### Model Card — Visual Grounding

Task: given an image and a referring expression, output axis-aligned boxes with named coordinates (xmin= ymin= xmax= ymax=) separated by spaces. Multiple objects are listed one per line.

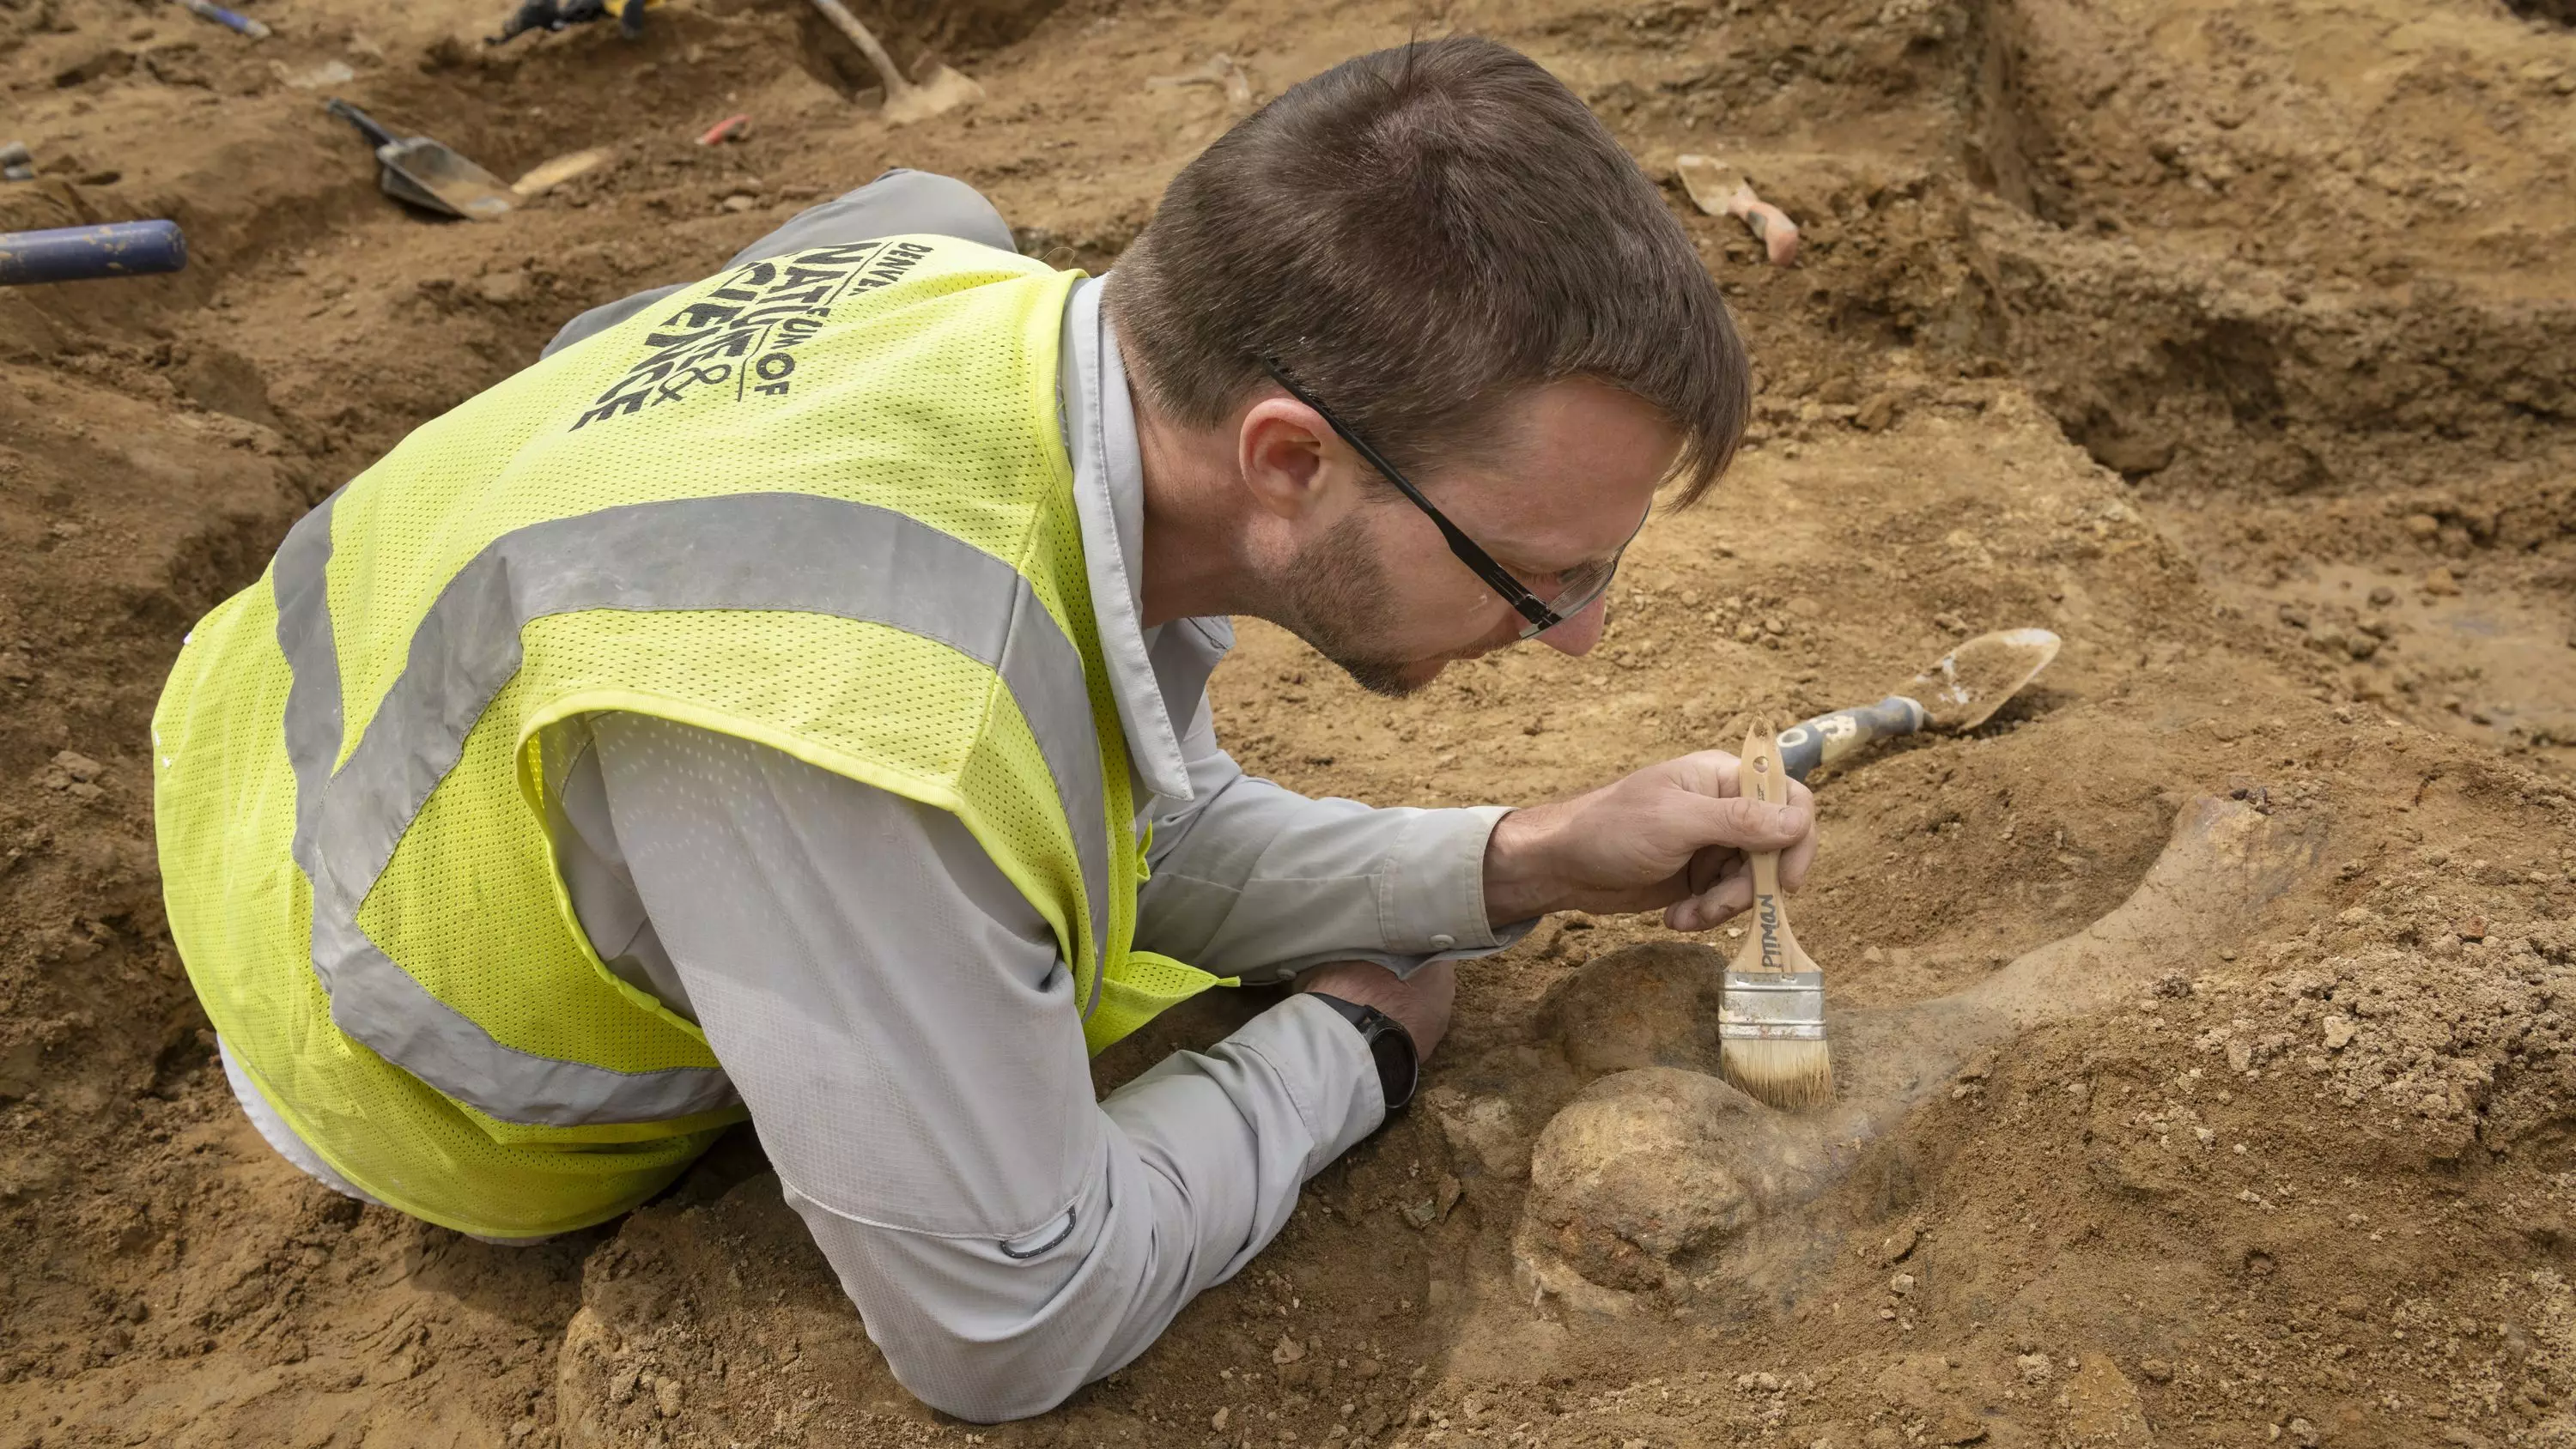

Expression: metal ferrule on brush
xmin=1718 ymin=969 xmax=1827 ymax=1040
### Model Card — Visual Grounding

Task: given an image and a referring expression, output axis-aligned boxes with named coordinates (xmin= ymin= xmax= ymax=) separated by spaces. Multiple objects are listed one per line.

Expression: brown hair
xmin=1104 ymin=37 xmax=1748 ymax=504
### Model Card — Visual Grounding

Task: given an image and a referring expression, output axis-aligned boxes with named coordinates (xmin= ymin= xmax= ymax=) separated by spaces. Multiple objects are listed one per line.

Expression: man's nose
xmin=1534 ymin=593 xmax=1609 ymax=657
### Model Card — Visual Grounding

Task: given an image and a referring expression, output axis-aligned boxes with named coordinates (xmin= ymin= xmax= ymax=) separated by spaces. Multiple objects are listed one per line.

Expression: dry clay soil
xmin=5 ymin=0 xmax=2576 ymax=1444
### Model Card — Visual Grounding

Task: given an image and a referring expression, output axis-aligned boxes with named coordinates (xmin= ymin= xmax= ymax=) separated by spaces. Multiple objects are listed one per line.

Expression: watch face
xmin=1370 ymin=1024 xmax=1419 ymax=1109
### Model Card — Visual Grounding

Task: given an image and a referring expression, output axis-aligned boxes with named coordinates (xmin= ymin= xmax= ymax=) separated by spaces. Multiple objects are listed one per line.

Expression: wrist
xmin=1479 ymin=803 xmax=1564 ymax=926
xmin=1306 ymin=992 xmax=1419 ymax=1112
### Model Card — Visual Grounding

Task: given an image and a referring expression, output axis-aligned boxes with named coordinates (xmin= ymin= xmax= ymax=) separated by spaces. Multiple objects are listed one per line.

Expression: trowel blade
xmin=1901 ymin=627 xmax=2061 ymax=731
xmin=378 ymin=139 xmax=514 ymax=221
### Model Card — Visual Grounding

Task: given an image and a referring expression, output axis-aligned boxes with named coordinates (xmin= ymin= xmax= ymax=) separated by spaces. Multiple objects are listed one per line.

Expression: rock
xmin=1856 ymin=392 xmax=1901 ymax=432
xmin=1534 ymin=942 xmax=1728 ymax=1078
xmin=2321 ymin=1015 xmax=2354 ymax=1050
xmin=475 ymin=270 xmax=529 ymax=305
xmin=2425 ymin=566 xmax=2461 ymax=596
xmin=606 ymin=1367 xmax=639 ymax=1404
xmin=1878 ymin=1224 xmax=1921 ymax=1265
xmin=2137 ymin=1357 xmax=2172 ymax=1383
xmin=52 ymin=750 xmax=101 ymax=782
xmin=1520 ymin=1067 xmax=1814 ymax=1294
xmin=1890 ymin=1272 xmax=1917 ymax=1295
xmin=721 ymin=192 xmax=759 ymax=212
xmin=2403 ymin=513 xmax=2440 ymax=539
xmin=1432 ymin=1092 xmax=1530 ymax=1179
xmin=2368 ymin=585 xmax=2397 ymax=606
xmin=652 ymin=1376 xmax=682 ymax=1418
xmin=1271 ymin=1334 xmax=1306 ymax=1365
xmin=2014 ymin=1353 xmax=2052 ymax=1385
xmin=1210 ymin=1407 xmax=1230 ymax=1431
xmin=2063 ymin=1354 xmax=2149 ymax=1445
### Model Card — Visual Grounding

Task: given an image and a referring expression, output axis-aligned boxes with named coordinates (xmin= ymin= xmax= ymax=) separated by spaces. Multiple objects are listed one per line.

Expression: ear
xmin=1236 ymin=396 xmax=1347 ymax=523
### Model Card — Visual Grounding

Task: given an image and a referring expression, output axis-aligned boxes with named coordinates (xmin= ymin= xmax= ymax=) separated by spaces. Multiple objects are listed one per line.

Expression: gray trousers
xmin=539 ymin=168 xmax=1018 ymax=361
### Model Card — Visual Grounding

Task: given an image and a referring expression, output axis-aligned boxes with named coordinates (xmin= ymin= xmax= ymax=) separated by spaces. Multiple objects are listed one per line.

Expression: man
xmin=152 ymin=38 xmax=1815 ymax=1421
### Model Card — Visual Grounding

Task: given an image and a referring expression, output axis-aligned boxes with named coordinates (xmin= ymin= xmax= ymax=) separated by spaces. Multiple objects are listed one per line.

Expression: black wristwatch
xmin=1307 ymin=993 xmax=1419 ymax=1112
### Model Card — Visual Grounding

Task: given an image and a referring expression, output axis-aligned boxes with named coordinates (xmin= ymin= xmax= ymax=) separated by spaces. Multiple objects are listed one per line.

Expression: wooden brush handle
xmin=1722 ymin=718 xmax=1812 ymax=979
xmin=1741 ymin=719 xmax=1787 ymax=906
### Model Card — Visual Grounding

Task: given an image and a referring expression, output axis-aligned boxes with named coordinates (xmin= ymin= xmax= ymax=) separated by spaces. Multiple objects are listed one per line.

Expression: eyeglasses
xmin=1261 ymin=357 xmax=1643 ymax=640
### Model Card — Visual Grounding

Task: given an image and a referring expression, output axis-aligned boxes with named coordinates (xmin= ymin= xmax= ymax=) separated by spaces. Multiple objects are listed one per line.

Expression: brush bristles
xmin=1719 ymin=1039 xmax=1837 ymax=1110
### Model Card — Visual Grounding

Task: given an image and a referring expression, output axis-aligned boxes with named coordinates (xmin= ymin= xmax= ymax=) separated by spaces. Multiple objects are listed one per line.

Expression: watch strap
xmin=1305 ymin=992 xmax=1419 ymax=1112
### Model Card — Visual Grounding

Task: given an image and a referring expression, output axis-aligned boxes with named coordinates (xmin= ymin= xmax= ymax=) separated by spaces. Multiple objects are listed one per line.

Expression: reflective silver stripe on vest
xmin=272 ymin=492 xmax=1113 ymax=1127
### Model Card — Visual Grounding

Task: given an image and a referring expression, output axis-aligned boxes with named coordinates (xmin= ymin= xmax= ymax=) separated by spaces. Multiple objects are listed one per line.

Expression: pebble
xmin=1890 ymin=1272 xmax=1916 ymax=1295
xmin=1212 ymin=1408 xmax=1230 ymax=1431
xmin=2138 ymin=1358 xmax=2173 ymax=1383
xmin=653 ymin=1376 xmax=683 ymax=1418
xmin=2321 ymin=1015 xmax=2354 ymax=1050
xmin=53 ymin=750 xmax=102 ymax=781
xmin=1877 ymin=1224 xmax=1920 ymax=1265
xmin=1272 ymin=1334 xmax=1307 ymax=1365
xmin=721 ymin=193 xmax=759 ymax=212
xmin=2424 ymin=566 xmax=2461 ymax=596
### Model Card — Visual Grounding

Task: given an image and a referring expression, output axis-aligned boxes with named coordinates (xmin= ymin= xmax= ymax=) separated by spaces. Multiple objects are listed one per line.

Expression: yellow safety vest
xmin=151 ymin=236 xmax=1228 ymax=1240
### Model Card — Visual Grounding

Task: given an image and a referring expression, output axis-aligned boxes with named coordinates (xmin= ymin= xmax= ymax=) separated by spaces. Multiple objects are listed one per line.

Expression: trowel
xmin=804 ymin=0 xmax=983 ymax=125
xmin=325 ymin=99 xmax=513 ymax=221
xmin=1777 ymin=627 xmax=2061 ymax=783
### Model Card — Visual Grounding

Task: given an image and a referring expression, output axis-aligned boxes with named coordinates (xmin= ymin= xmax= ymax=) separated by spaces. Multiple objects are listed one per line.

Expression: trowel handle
xmin=1777 ymin=695 xmax=1926 ymax=783
xmin=805 ymin=0 xmax=915 ymax=99
xmin=325 ymin=98 xmax=401 ymax=151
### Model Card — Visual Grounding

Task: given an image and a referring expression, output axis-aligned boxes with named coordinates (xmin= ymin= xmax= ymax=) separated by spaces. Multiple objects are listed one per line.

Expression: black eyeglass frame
xmin=1260 ymin=356 xmax=1636 ymax=640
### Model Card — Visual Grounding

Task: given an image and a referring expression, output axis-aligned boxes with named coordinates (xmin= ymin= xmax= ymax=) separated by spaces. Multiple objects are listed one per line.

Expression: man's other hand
xmin=1479 ymin=750 xmax=1817 ymax=931
xmin=1297 ymin=959 xmax=1455 ymax=1063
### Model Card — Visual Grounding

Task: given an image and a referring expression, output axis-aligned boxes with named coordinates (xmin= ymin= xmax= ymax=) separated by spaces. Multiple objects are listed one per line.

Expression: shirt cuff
xmin=1384 ymin=803 xmax=1517 ymax=954
xmin=1221 ymin=992 xmax=1388 ymax=1177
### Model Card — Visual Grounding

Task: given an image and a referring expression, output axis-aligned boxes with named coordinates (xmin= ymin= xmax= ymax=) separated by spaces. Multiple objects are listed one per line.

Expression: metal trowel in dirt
xmin=325 ymin=99 xmax=513 ymax=221
xmin=805 ymin=0 xmax=983 ymax=125
xmin=1777 ymin=627 xmax=2061 ymax=783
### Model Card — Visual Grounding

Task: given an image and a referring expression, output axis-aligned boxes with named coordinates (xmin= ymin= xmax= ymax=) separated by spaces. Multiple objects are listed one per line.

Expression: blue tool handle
xmin=178 ymin=0 xmax=271 ymax=35
xmin=0 ymin=221 xmax=189 ymax=286
xmin=1777 ymin=695 xmax=1927 ymax=783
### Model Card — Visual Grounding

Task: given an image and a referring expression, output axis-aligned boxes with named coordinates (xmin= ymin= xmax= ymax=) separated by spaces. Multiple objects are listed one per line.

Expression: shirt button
xmin=1428 ymin=934 xmax=1456 ymax=951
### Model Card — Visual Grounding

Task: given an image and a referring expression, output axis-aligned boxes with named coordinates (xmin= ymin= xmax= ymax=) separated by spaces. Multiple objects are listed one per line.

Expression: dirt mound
xmin=3 ymin=0 xmax=2573 ymax=1445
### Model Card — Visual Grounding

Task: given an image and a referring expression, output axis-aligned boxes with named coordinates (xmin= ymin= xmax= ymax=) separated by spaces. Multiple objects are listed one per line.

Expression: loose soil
xmin=3 ymin=0 xmax=2573 ymax=1445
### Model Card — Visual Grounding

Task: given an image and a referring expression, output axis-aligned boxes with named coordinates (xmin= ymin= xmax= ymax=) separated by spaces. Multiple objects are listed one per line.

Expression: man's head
xmin=1109 ymin=37 xmax=1750 ymax=695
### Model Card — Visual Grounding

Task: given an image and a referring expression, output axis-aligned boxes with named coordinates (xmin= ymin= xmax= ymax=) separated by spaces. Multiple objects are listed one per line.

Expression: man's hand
xmin=1480 ymin=750 xmax=1817 ymax=931
xmin=1297 ymin=959 xmax=1455 ymax=1062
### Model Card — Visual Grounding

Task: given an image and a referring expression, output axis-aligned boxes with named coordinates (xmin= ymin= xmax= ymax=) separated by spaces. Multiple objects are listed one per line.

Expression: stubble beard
xmin=1271 ymin=510 xmax=1435 ymax=700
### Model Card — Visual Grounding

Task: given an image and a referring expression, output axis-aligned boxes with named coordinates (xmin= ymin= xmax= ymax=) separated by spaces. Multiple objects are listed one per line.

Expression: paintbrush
xmin=1717 ymin=719 xmax=1835 ymax=1109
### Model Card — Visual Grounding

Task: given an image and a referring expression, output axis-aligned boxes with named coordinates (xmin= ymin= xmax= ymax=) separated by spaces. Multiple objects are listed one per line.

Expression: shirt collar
xmin=1060 ymin=275 xmax=1194 ymax=804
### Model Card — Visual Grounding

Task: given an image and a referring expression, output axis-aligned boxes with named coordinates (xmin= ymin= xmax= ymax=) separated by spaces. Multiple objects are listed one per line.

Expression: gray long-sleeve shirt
xmin=236 ymin=173 xmax=1527 ymax=1421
